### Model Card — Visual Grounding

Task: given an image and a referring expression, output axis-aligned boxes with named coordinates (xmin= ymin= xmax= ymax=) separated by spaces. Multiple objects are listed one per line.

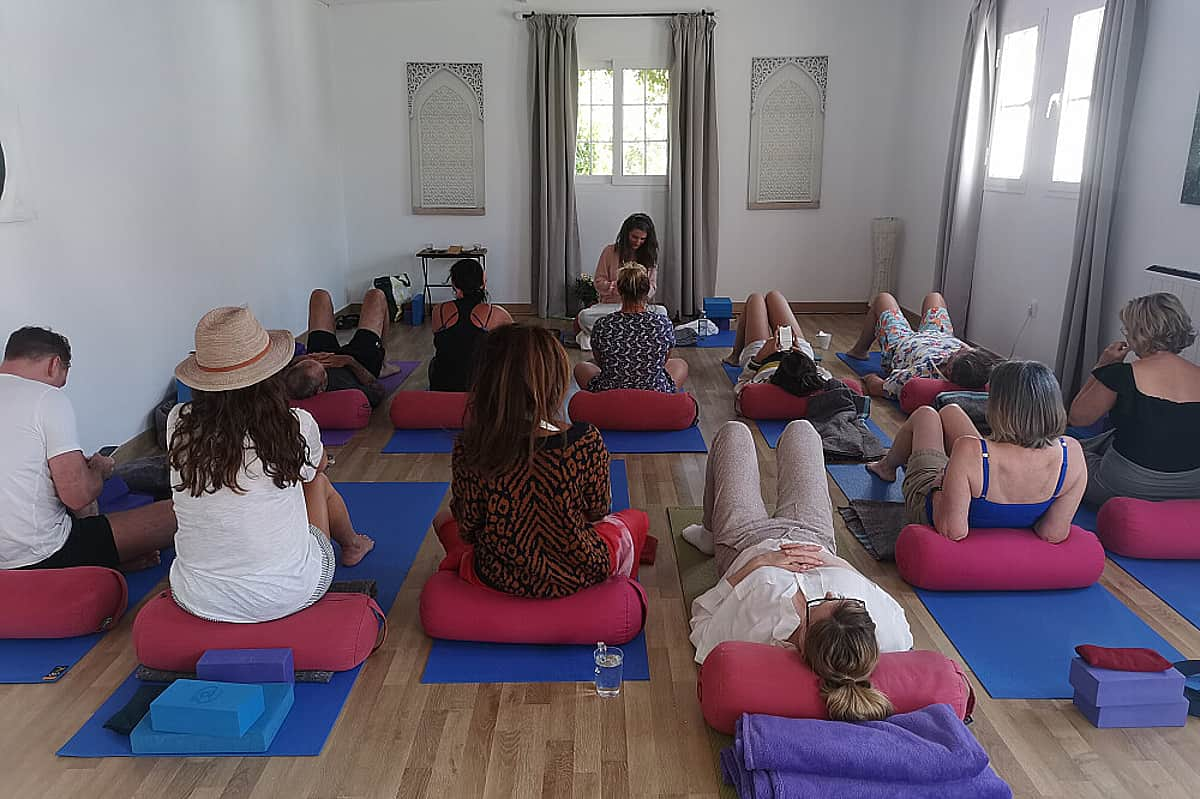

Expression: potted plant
xmin=573 ymin=273 xmax=599 ymax=309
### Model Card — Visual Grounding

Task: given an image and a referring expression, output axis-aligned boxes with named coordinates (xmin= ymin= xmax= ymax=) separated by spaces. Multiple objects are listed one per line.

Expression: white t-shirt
xmin=0 ymin=374 xmax=82 ymax=569
xmin=689 ymin=537 xmax=913 ymax=664
xmin=167 ymin=405 xmax=327 ymax=623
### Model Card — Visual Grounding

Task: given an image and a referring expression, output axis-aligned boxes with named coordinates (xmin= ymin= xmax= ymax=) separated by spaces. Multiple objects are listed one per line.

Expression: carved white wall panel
xmin=408 ymin=62 xmax=484 ymax=215
xmin=748 ymin=57 xmax=827 ymax=210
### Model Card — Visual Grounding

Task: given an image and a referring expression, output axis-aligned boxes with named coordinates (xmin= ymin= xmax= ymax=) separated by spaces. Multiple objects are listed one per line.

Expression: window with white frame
xmin=577 ymin=66 xmax=669 ymax=181
xmin=986 ymin=24 xmax=1040 ymax=185
xmin=1051 ymin=7 xmax=1104 ymax=185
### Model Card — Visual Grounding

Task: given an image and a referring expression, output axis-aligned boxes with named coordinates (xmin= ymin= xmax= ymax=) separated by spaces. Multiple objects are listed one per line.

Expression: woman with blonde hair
xmin=1068 ymin=292 xmax=1200 ymax=503
xmin=446 ymin=325 xmax=648 ymax=598
xmin=574 ymin=264 xmax=688 ymax=392
xmin=688 ymin=420 xmax=913 ymax=722
xmin=868 ymin=360 xmax=1086 ymax=543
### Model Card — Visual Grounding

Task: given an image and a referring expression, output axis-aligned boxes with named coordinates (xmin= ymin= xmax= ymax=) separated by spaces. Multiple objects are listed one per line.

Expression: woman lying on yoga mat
xmin=868 ymin=360 xmax=1086 ymax=543
xmin=169 ymin=307 xmax=374 ymax=624
xmin=724 ymin=291 xmax=835 ymax=412
xmin=429 ymin=258 xmax=513 ymax=392
xmin=686 ymin=420 xmax=913 ymax=722
xmin=446 ymin=325 xmax=648 ymax=599
xmin=1067 ymin=292 xmax=1200 ymax=504
xmin=574 ymin=264 xmax=688 ymax=393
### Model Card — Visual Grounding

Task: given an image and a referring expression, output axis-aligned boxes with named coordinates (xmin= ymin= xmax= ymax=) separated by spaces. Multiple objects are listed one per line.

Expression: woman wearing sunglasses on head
xmin=686 ymin=419 xmax=913 ymax=722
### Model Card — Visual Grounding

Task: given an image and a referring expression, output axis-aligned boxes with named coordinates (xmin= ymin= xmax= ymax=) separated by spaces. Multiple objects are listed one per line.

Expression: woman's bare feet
xmin=865 ymin=460 xmax=898 ymax=483
xmin=339 ymin=533 xmax=375 ymax=567
xmin=119 ymin=550 xmax=162 ymax=572
xmin=722 ymin=353 xmax=741 ymax=368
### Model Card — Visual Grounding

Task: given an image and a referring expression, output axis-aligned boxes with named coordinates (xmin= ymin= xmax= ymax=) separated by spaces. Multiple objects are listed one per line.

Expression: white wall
xmin=331 ymin=0 xmax=967 ymax=308
xmin=1103 ymin=0 xmax=1200 ymax=344
xmin=0 ymin=0 xmax=347 ymax=450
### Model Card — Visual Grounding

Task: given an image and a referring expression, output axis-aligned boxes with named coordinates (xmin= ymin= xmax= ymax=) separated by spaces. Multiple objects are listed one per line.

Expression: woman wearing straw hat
xmin=169 ymin=307 xmax=374 ymax=623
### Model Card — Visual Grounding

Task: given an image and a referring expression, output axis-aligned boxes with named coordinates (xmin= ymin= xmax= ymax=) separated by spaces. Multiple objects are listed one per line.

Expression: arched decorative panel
xmin=407 ymin=62 xmax=485 ymax=215
xmin=748 ymin=57 xmax=827 ymax=210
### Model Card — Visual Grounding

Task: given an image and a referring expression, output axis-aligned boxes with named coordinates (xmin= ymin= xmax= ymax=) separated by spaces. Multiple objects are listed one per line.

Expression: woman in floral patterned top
xmin=574 ymin=265 xmax=689 ymax=393
xmin=444 ymin=325 xmax=649 ymax=599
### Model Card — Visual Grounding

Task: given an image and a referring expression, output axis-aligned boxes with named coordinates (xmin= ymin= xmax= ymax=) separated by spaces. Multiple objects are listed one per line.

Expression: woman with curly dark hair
xmin=169 ymin=307 xmax=373 ymax=623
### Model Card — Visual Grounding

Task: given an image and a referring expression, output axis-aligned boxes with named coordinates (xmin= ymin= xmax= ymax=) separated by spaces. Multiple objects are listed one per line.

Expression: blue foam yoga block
xmin=149 ymin=680 xmax=265 ymax=738
xmin=1073 ymin=692 xmax=1189 ymax=728
xmin=1068 ymin=657 xmax=1184 ymax=707
xmin=132 ymin=683 xmax=294 ymax=754
xmin=703 ymin=297 xmax=733 ymax=319
xmin=197 ymin=649 xmax=294 ymax=685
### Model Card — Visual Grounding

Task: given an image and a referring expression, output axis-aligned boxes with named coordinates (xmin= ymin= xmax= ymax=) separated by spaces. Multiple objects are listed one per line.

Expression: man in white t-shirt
xmin=0 ymin=326 xmax=176 ymax=570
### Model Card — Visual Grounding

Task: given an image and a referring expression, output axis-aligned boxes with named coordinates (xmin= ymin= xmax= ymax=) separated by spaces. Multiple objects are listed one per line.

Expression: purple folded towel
xmin=720 ymin=704 xmax=1011 ymax=799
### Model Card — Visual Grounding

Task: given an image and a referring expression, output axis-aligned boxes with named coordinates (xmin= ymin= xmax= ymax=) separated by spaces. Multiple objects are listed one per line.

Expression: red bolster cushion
xmin=898 ymin=378 xmax=981 ymax=414
xmin=290 ymin=389 xmax=371 ymax=430
xmin=1097 ymin=498 xmax=1200 ymax=559
xmin=568 ymin=389 xmax=698 ymax=431
xmin=739 ymin=378 xmax=863 ymax=420
xmin=133 ymin=590 xmax=384 ymax=672
xmin=420 ymin=571 xmax=647 ymax=645
xmin=0 ymin=567 xmax=128 ymax=639
xmin=895 ymin=524 xmax=1105 ymax=590
xmin=697 ymin=642 xmax=971 ymax=735
xmin=390 ymin=391 xmax=470 ymax=429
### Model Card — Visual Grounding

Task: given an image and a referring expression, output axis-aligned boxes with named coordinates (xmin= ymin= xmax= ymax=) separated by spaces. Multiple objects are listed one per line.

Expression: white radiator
xmin=1145 ymin=265 xmax=1200 ymax=364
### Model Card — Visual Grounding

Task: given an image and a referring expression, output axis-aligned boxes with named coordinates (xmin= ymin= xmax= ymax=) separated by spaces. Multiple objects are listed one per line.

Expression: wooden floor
xmin=4 ymin=313 xmax=1200 ymax=799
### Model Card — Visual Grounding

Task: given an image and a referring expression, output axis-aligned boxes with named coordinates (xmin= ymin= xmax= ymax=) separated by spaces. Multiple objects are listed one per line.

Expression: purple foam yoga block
xmin=1068 ymin=657 xmax=1184 ymax=707
xmin=197 ymin=648 xmax=294 ymax=684
xmin=1073 ymin=692 xmax=1189 ymax=728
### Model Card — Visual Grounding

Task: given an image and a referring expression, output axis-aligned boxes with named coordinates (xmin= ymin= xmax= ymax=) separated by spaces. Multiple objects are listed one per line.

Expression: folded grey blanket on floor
xmin=838 ymin=500 xmax=907 ymax=560
xmin=803 ymin=383 xmax=886 ymax=462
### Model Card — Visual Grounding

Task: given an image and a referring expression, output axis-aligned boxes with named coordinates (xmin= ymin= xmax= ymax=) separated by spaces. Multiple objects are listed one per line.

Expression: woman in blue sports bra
xmin=866 ymin=361 xmax=1086 ymax=543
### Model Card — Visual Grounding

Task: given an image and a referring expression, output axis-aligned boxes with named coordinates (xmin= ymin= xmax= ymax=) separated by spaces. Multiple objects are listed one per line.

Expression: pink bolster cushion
xmin=133 ymin=590 xmax=384 ymax=672
xmin=420 ymin=570 xmax=647 ymax=645
xmin=0 ymin=567 xmax=128 ymax=639
xmin=568 ymin=389 xmax=698 ymax=431
xmin=898 ymin=378 xmax=982 ymax=414
xmin=390 ymin=390 xmax=470 ymax=429
xmin=697 ymin=642 xmax=971 ymax=735
xmin=290 ymin=389 xmax=371 ymax=430
xmin=739 ymin=378 xmax=864 ymax=420
xmin=895 ymin=524 xmax=1105 ymax=590
xmin=1097 ymin=498 xmax=1200 ymax=559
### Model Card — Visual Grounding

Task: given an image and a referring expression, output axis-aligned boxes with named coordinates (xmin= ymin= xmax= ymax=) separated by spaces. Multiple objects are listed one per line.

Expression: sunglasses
xmin=804 ymin=595 xmax=866 ymax=627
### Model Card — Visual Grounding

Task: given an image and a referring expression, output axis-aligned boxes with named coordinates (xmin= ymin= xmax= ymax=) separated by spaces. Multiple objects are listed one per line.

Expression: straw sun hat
xmin=175 ymin=306 xmax=295 ymax=392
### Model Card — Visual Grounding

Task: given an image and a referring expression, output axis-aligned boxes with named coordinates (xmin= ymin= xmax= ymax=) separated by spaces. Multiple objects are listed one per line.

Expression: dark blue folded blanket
xmin=720 ymin=704 xmax=1011 ymax=799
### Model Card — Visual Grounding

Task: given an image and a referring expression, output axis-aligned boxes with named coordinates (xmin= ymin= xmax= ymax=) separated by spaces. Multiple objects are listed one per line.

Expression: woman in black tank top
xmin=429 ymin=259 xmax=513 ymax=391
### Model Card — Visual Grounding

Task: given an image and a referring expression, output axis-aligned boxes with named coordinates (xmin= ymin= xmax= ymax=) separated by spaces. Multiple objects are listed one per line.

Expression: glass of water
xmin=594 ymin=642 xmax=624 ymax=697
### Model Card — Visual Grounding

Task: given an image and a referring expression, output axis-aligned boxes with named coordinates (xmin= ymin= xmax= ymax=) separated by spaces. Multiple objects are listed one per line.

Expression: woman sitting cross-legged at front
xmin=867 ymin=360 xmax=1086 ymax=543
xmin=446 ymin=324 xmax=648 ymax=599
xmin=686 ymin=420 xmax=913 ymax=722
xmin=573 ymin=264 xmax=688 ymax=393
xmin=169 ymin=307 xmax=374 ymax=623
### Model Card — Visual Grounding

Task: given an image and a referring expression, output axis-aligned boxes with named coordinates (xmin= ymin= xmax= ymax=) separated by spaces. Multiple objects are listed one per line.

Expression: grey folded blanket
xmin=838 ymin=500 xmax=907 ymax=560
xmin=803 ymin=382 xmax=887 ymax=462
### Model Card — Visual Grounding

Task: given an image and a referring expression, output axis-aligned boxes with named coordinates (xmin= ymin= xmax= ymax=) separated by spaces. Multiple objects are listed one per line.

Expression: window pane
xmin=1064 ymin=7 xmax=1103 ymax=101
xmin=577 ymin=105 xmax=591 ymax=140
xmin=623 ymin=142 xmax=646 ymax=175
xmin=641 ymin=69 xmax=669 ymax=105
xmin=1052 ymin=98 xmax=1090 ymax=183
xmin=988 ymin=105 xmax=1031 ymax=180
xmin=646 ymin=104 xmax=668 ymax=140
xmin=594 ymin=69 xmax=614 ymax=105
xmin=576 ymin=135 xmax=593 ymax=175
xmin=623 ymin=69 xmax=644 ymax=105
xmin=578 ymin=70 xmax=591 ymax=104
xmin=593 ymin=105 xmax=613 ymax=143
xmin=595 ymin=142 xmax=613 ymax=176
xmin=623 ymin=104 xmax=645 ymax=141
xmin=997 ymin=26 xmax=1039 ymax=107
xmin=645 ymin=142 xmax=668 ymax=175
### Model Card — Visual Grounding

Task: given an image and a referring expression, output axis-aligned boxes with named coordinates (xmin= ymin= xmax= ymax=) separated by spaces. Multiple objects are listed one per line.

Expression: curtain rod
xmin=521 ymin=11 xmax=715 ymax=20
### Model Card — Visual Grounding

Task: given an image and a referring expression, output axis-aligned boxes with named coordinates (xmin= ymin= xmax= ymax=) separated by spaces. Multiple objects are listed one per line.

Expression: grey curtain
xmin=933 ymin=0 xmax=998 ymax=326
xmin=529 ymin=15 xmax=582 ymax=318
xmin=1056 ymin=0 xmax=1148 ymax=400
xmin=667 ymin=13 xmax=719 ymax=318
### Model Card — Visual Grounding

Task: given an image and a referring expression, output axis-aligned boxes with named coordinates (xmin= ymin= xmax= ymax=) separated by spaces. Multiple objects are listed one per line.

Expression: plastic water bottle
xmin=698 ymin=309 xmax=708 ymax=344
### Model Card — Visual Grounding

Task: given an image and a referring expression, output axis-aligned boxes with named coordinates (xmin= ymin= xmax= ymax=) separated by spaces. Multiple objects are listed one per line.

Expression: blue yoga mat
xmin=1110 ymin=555 xmax=1200 ymax=632
xmin=836 ymin=351 xmax=885 ymax=377
xmin=1073 ymin=503 xmax=1099 ymax=532
xmin=58 ymin=481 xmax=447 ymax=758
xmin=694 ymin=329 xmax=736 ymax=349
xmin=600 ymin=427 xmax=707 ymax=453
xmin=382 ymin=428 xmax=459 ymax=454
xmin=421 ymin=462 xmax=651 ymax=684
xmin=917 ymin=585 xmax=1185 ymax=699
xmin=723 ymin=362 xmax=742 ymax=385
